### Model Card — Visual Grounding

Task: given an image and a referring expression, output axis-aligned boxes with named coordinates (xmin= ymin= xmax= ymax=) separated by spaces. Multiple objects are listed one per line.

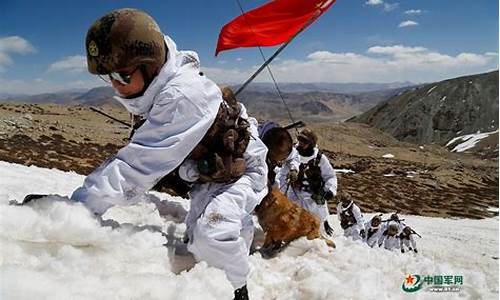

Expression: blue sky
xmin=0 ymin=0 xmax=498 ymax=94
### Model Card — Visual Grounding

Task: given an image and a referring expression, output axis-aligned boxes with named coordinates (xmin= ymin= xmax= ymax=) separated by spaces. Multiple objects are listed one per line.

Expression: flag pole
xmin=234 ymin=13 xmax=320 ymax=96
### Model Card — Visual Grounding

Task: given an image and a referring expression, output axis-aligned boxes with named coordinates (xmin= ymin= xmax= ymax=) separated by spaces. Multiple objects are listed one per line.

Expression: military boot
xmin=234 ymin=285 xmax=249 ymax=300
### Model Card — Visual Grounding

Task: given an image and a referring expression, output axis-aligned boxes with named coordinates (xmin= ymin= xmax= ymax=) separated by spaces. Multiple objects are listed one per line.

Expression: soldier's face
xmin=110 ymin=66 xmax=145 ymax=98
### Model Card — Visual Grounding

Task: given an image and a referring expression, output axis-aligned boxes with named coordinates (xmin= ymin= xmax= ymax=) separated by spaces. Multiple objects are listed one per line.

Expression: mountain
xmin=73 ymin=86 xmax=116 ymax=106
xmin=0 ymin=83 xmax=417 ymax=121
xmin=348 ymin=71 xmax=499 ymax=152
xmin=236 ymin=85 xmax=415 ymax=123
xmin=230 ymin=81 xmax=415 ymax=93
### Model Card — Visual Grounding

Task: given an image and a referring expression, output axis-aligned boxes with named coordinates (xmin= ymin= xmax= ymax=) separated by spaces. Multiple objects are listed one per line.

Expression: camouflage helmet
xmin=387 ymin=224 xmax=399 ymax=236
xmin=297 ymin=129 xmax=318 ymax=146
xmin=85 ymin=8 xmax=166 ymax=74
xmin=403 ymin=226 xmax=412 ymax=235
xmin=337 ymin=191 xmax=352 ymax=203
xmin=371 ymin=215 xmax=382 ymax=227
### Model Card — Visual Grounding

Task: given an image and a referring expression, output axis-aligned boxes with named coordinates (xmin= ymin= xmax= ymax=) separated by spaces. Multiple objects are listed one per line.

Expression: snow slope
xmin=446 ymin=130 xmax=499 ymax=153
xmin=0 ymin=162 xmax=498 ymax=299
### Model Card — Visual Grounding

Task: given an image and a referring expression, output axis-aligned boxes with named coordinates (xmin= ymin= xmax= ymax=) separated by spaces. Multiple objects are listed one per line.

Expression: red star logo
xmin=405 ymin=275 xmax=415 ymax=285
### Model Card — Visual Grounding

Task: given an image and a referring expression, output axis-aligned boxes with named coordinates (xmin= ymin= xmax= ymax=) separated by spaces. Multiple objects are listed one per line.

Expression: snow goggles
xmin=99 ymin=66 xmax=139 ymax=85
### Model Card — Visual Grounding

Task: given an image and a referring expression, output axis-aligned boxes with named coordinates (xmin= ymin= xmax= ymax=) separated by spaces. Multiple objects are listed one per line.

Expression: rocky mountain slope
xmin=0 ymin=102 xmax=496 ymax=219
xmin=349 ymin=71 xmax=499 ymax=152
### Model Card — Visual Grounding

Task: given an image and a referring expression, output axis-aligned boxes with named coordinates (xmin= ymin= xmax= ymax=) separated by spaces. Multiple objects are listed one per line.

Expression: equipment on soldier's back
xmin=339 ymin=202 xmax=357 ymax=230
xmin=360 ymin=229 xmax=366 ymax=239
xmin=287 ymin=169 xmax=299 ymax=183
xmin=89 ymin=106 xmax=131 ymax=127
xmin=382 ymin=212 xmax=405 ymax=224
xmin=311 ymin=189 xmax=333 ymax=205
xmin=145 ymin=86 xmax=251 ymax=192
xmin=191 ymin=87 xmax=250 ymax=183
xmin=385 ymin=224 xmax=399 ymax=236
xmin=295 ymin=150 xmax=333 ymax=205
xmin=283 ymin=120 xmax=305 ymax=130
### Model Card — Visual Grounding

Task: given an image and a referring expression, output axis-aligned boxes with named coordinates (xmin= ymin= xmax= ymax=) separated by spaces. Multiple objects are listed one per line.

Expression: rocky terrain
xmin=0 ymin=102 xmax=497 ymax=219
xmin=350 ymin=71 xmax=499 ymax=152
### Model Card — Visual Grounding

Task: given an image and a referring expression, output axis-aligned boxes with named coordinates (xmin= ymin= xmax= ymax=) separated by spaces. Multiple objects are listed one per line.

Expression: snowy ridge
xmin=0 ymin=161 xmax=498 ymax=299
xmin=446 ymin=129 xmax=499 ymax=152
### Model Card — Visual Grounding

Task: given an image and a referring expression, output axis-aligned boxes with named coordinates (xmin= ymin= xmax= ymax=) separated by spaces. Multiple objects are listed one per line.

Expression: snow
xmin=445 ymin=130 xmax=499 ymax=152
xmin=334 ymin=168 xmax=355 ymax=174
xmin=426 ymin=86 xmax=437 ymax=94
xmin=1 ymin=161 xmax=498 ymax=299
xmin=488 ymin=207 xmax=499 ymax=213
xmin=382 ymin=153 xmax=395 ymax=158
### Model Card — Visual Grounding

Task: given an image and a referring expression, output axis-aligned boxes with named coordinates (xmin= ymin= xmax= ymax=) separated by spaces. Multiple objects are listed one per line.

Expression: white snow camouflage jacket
xmin=71 ymin=35 xmax=266 ymax=215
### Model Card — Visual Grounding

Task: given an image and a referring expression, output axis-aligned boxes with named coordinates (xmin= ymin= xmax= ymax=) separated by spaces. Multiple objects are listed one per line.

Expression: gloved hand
xmin=401 ymin=249 xmax=405 ymax=253
xmin=324 ymin=221 xmax=334 ymax=236
xmin=413 ymin=249 xmax=418 ymax=253
xmin=287 ymin=169 xmax=299 ymax=183
xmin=360 ymin=229 xmax=366 ymax=239
xmin=323 ymin=190 xmax=334 ymax=201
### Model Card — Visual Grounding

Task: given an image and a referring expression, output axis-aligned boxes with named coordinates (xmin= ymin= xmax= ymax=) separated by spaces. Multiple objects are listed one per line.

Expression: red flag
xmin=215 ymin=0 xmax=335 ymax=56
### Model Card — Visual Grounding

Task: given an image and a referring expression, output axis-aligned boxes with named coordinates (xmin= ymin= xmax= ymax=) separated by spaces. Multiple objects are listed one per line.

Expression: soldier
xmin=336 ymin=192 xmax=365 ymax=240
xmin=378 ymin=223 xmax=401 ymax=251
xmin=399 ymin=226 xmax=419 ymax=253
xmin=70 ymin=9 xmax=267 ymax=300
xmin=283 ymin=129 xmax=336 ymax=236
xmin=363 ymin=214 xmax=383 ymax=248
xmin=258 ymin=122 xmax=297 ymax=187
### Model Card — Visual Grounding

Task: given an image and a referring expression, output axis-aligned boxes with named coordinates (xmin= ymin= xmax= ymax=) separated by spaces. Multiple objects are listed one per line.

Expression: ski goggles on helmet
xmin=99 ymin=66 xmax=139 ymax=85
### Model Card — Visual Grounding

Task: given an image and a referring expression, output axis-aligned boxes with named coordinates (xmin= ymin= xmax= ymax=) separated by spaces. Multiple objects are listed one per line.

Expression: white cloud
xmin=2 ymin=46 xmax=497 ymax=94
xmin=203 ymin=45 xmax=497 ymax=84
xmin=368 ymin=45 xmax=427 ymax=55
xmin=383 ymin=3 xmax=399 ymax=12
xmin=399 ymin=20 xmax=418 ymax=28
xmin=0 ymin=36 xmax=36 ymax=70
xmin=366 ymin=0 xmax=383 ymax=5
xmin=405 ymin=9 xmax=422 ymax=15
xmin=47 ymin=55 xmax=87 ymax=73
xmin=0 ymin=77 xmax=104 ymax=95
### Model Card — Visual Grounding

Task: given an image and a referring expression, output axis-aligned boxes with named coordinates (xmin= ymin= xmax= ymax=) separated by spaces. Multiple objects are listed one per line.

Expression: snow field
xmin=0 ymin=161 xmax=498 ymax=299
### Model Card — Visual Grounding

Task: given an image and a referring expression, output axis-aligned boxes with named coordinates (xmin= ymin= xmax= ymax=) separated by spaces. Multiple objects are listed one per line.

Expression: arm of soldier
xmin=352 ymin=204 xmax=365 ymax=231
xmin=378 ymin=233 xmax=385 ymax=247
xmin=319 ymin=154 xmax=337 ymax=196
xmin=277 ymin=148 xmax=299 ymax=191
xmin=363 ymin=221 xmax=371 ymax=241
xmin=237 ymin=106 xmax=269 ymax=211
xmin=336 ymin=203 xmax=342 ymax=222
xmin=410 ymin=234 xmax=418 ymax=251
xmin=71 ymin=86 xmax=221 ymax=215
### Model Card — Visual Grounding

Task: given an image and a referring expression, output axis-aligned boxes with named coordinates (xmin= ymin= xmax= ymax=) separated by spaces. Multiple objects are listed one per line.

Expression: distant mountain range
xmin=0 ymin=82 xmax=418 ymax=122
xmin=229 ymin=81 xmax=415 ymax=94
xmin=349 ymin=70 xmax=499 ymax=154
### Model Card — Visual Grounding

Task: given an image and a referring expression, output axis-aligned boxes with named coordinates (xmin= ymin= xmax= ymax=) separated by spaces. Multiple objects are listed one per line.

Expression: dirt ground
xmin=0 ymin=102 xmax=498 ymax=219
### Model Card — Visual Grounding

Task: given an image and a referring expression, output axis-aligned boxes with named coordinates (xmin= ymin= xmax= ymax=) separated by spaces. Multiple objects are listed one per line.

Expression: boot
xmin=234 ymin=285 xmax=249 ymax=300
